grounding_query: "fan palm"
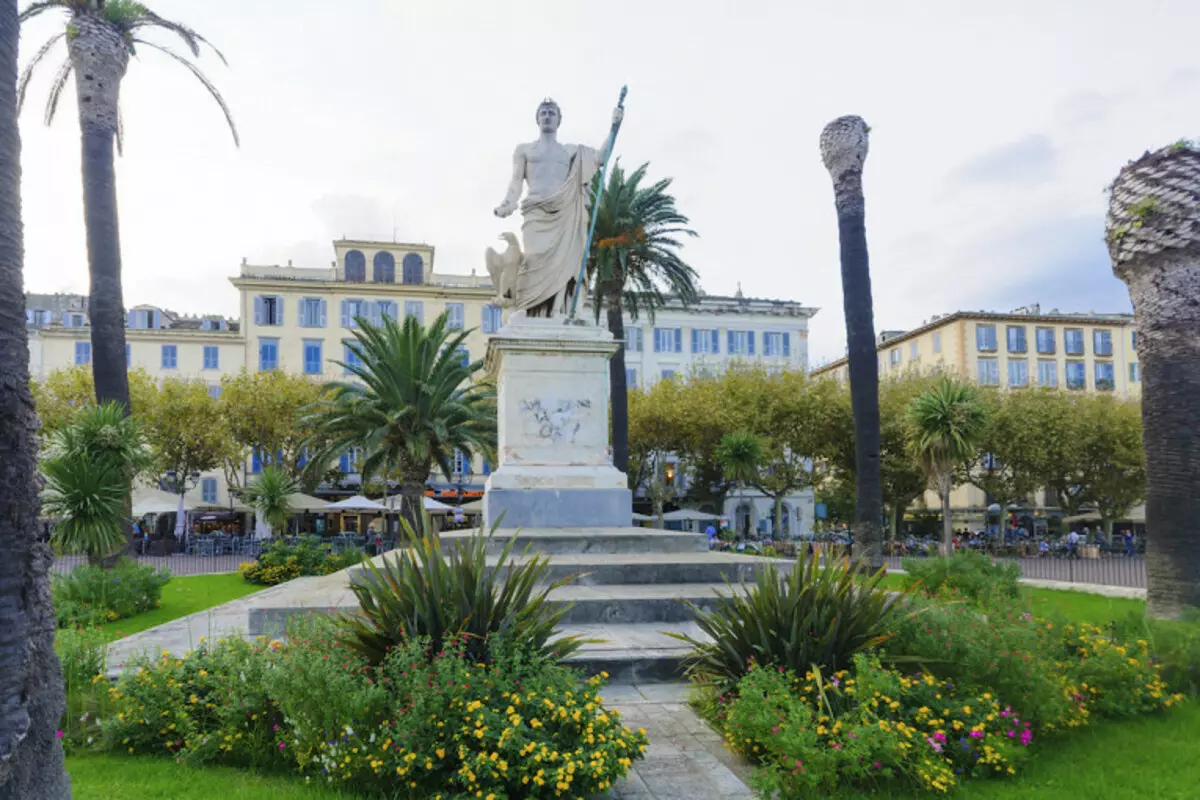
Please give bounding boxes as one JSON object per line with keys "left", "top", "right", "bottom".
{"left": 1106, "top": 140, "right": 1200, "bottom": 618}
{"left": 303, "top": 312, "right": 496, "bottom": 530}
{"left": 241, "top": 466, "right": 300, "bottom": 538}
{"left": 587, "top": 161, "right": 698, "bottom": 474}
{"left": 716, "top": 430, "right": 762, "bottom": 536}
{"left": 821, "top": 115, "right": 884, "bottom": 571}
{"left": 19, "top": 0, "right": 237, "bottom": 412}
{"left": 0, "top": 3, "right": 72, "bottom": 788}
{"left": 908, "top": 379, "right": 988, "bottom": 556}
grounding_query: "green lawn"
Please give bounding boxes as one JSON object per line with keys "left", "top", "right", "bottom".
{"left": 97, "top": 573, "right": 260, "bottom": 643}
{"left": 66, "top": 754, "right": 351, "bottom": 800}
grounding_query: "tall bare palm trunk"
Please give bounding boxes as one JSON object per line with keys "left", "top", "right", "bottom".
{"left": 606, "top": 289, "right": 630, "bottom": 475}
{"left": 1106, "top": 143, "right": 1200, "bottom": 619}
{"left": 68, "top": 14, "right": 131, "bottom": 412}
{"left": 939, "top": 472, "right": 954, "bottom": 557}
{"left": 821, "top": 116, "right": 883, "bottom": 571}
{"left": 0, "top": 2, "right": 71, "bottom": 794}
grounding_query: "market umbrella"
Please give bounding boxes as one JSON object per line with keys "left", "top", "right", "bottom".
{"left": 322, "top": 495, "right": 388, "bottom": 512}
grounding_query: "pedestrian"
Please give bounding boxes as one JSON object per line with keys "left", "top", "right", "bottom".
{"left": 705, "top": 522, "right": 717, "bottom": 549}
{"left": 1038, "top": 539, "right": 1049, "bottom": 557}
{"left": 453, "top": 505, "right": 465, "bottom": 530}
{"left": 1124, "top": 530, "right": 1135, "bottom": 557}
{"left": 1067, "top": 528, "right": 1081, "bottom": 559}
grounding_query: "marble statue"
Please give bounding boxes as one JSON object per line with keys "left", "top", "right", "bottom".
{"left": 489, "top": 98, "right": 623, "bottom": 318}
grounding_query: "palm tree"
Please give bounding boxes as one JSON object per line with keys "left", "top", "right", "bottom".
{"left": 587, "top": 161, "right": 699, "bottom": 475}
{"left": 820, "top": 115, "right": 883, "bottom": 571}
{"left": 0, "top": 0, "right": 71, "bottom": 791}
{"left": 242, "top": 466, "right": 300, "bottom": 538}
{"left": 19, "top": 0, "right": 237, "bottom": 411}
{"left": 1105, "top": 139, "right": 1200, "bottom": 619}
{"left": 909, "top": 379, "right": 988, "bottom": 556}
{"left": 304, "top": 313, "right": 496, "bottom": 531}
{"left": 716, "top": 430, "right": 762, "bottom": 537}
{"left": 42, "top": 400, "right": 148, "bottom": 563}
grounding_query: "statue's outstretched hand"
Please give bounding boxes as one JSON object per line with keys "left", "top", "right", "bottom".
{"left": 494, "top": 202, "right": 516, "bottom": 218}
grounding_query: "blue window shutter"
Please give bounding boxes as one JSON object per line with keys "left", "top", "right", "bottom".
{"left": 125, "top": 344, "right": 131, "bottom": 365}
{"left": 748, "top": 331, "right": 756, "bottom": 355}
{"left": 482, "top": 458, "right": 491, "bottom": 476}
{"left": 710, "top": 329, "right": 719, "bottom": 353}
{"left": 319, "top": 299, "right": 328, "bottom": 327}
{"left": 126, "top": 309, "right": 136, "bottom": 328}
{"left": 340, "top": 300, "right": 350, "bottom": 328}
{"left": 783, "top": 332, "right": 791, "bottom": 357}
{"left": 728, "top": 330, "right": 735, "bottom": 353}
{"left": 252, "top": 450, "right": 262, "bottom": 474}
{"left": 653, "top": 330, "right": 661, "bottom": 353}
{"left": 339, "top": 453, "right": 349, "bottom": 473}
{"left": 690, "top": 329, "right": 698, "bottom": 353}
{"left": 674, "top": 328, "right": 682, "bottom": 353}
{"left": 297, "top": 297, "right": 306, "bottom": 326}
{"left": 253, "top": 296, "right": 263, "bottom": 325}
{"left": 274, "top": 296, "right": 284, "bottom": 325}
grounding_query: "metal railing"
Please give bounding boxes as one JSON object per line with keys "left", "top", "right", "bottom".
{"left": 885, "top": 551, "right": 1147, "bottom": 589}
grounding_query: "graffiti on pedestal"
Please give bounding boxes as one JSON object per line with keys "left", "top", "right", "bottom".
{"left": 520, "top": 398, "right": 591, "bottom": 444}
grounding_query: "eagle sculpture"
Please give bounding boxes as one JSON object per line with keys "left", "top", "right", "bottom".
{"left": 484, "top": 232, "right": 521, "bottom": 308}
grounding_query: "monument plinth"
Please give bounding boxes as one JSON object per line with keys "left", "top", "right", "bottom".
{"left": 483, "top": 314, "right": 632, "bottom": 529}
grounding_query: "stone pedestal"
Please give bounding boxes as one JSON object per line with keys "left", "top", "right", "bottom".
{"left": 483, "top": 314, "right": 632, "bottom": 529}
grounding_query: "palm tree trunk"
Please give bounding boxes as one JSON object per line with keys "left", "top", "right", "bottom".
{"left": 399, "top": 478, "right": 426, "bottom": 536}
{"left": 68, "top": 15, "right": 131, "bottom": 412}
{"left": 940, "top": 475, "right": 954, "bottom": 557}
{"left": 773, "top": 494, "right": 783, "bottom": 537}
{"left": 0, "top": 2, "right": 71, "bottom": 793}
{"left": 821, "top": 117, "right": 883, "bottom": 571}
{"left": 605, "top": 295, "right": 630, "bottom": 475}
{"left": 1107, "top": 145, "right": 1200, "bottom": 619}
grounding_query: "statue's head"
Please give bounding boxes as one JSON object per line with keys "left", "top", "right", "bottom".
{"left": 535, "top": 98, "right": 562, "bottom": 133}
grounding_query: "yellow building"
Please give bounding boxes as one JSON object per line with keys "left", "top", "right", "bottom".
{"left": 810, "top": 304, "right": 1141, "bottom": 528}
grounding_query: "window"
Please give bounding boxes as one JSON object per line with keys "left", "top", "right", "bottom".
{"left": 977, "top": 357, "right": 999, "bottom": 386}
{"left": 653, "top": 327, "right": 682, "bottom": 353}
{"left": 340, "top": 298, "right": 369, "bottom": 328}
{"left": 624, "top": 327, "right": 643, "bottom": 352}
{"left": 161, "top": 344, "right": 177, "bottom": 369}
{"left": 303, "top": 340, "right": 323, "bottom": 375}
{"left": 482, "top": 458, "right": 491, "bottom": 476}
{"left": 344, "top": 250, "right": 366, "bottom": 282}
{"left": 975, "top": 324, "right": 997, "bottom": 352}
{"left": 343, "top": 341, "right": 363, "bottom": 373}
{"left": 1094, "top": 361, "right": 1115, "bottom": 391}
{"left": 374, "top": 300, "right": 397, "bottom": 323}
{"left": 660, "top": 369, "right": 676, "bottom": 381}
{"left": 909, "top": 341, "right": 918, "bottom": 360}
{"left": 125, "top": 343, "right": 131, "bottom": 365}
{"left": 1131, "top": 330, "right": 1138, "bottom": 351}
{"left": 1008, "top": 359, "right": 1029, "bottom": 387}
{"left": 764, "top": 332, "right": 791, "bottom": 357}
{"left": 200, "top": 318, "right": 226, "bottom": 332}
{"left": 1064, "top": 328, "right": 1084, "bottom": 355}
{"left": 74, "top": 341, "right": 91, "bottom": 365}
{"left": 404, "top": 300, "right": 424, "bottom": 324}
{"left": 692, "top": 329, "right": 719, "bottom": 354}
{"left": 727, "top": 330, "right": 755, "bottom": 355}
{"left": 30, "top": 309, "right": 50, "bottom": 327}
{"left": 207, "top": 384, "right": 222, "bottom": 399}
{"left": 446, "top": 303, "right": 465, "bottom": 330}
{"left": 1065, "top": 361, "right": 1086, "bottom": 390}
{"left": 63, "top": 312, "right": 86, "bottom": 328}
{"left": 452, "top": 450, "right": 470, "bottom": 477}
{"left": 1006, "top": 326, "right": 1027, "bottom": 353}
{"left": 456, "top": 347, "right": 469, "bottom": 367}
{"left": 1093, "top": 329, "right": 1113, "bottom": 356}
{"left": 338, "top": 448, "right": 362, "bottom": 474}
{"left": 203, "top": 345, "right": 219, "bottom": 370}
{"left": 1035, "top": 327, "right": 1056, "bottom": 354}
{"left": 1129, "top": 362, "right": 1140, "bottom": 383}
{"left": 372, "top": 251, "right": 395, "bottom": 283}
{"left": 127, "top": 308, "right": 160, "bottom": 329}
{"left": 1037, "top": 360, "right": 1058, "bottom": 388}
{"left": 482, "top": 304, "right": 503, "bottom": 333}
{"left": 299, "top": 297, "right": 326, "bottom": 328}
{"left": 888, "top": 348, "right": 901, "bottom": 366}
{"left": 258, "top": 338, "right": 279, "bottom": 371}
{"left": 932, "top": 332, "right": 942, "bottom": 354}
{"left": 402, "top": 253, "right": 424, "bottom": 284}
{"left": 201, "top": 478, "right": 218, "bottom": 505}
{"left": 625, "top": 367, "right": 638, "bottom": 387}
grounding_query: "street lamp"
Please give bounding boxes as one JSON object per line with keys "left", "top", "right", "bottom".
{"left": 451, "top": 462, "right": 475, "bottom": 528}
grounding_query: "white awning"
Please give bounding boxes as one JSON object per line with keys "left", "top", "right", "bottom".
{"left": 323, "top": 495, "right": 388, "bottom": 512}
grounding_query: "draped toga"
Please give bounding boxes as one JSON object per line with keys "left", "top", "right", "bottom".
{"left": 516, "top": 144, "right": 601, "bottom": 314}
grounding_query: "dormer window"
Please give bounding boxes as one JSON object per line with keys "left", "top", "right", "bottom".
{"left": 344, "top": 250, "right": 366, "bottom": 282}
{"left": 200, "top": 318, "right": 227, "bottom": 332}
{"left": 402, "top": 253, "right": 424, "bottom": 285}
{"left": 63, "top": 312, "right": 86, "bottom": 328}
{"left": 127, "top": 308, "right": 160, "bottom": 329}
{"left": 373, "top": 251, "right": 395, "bottom": 283}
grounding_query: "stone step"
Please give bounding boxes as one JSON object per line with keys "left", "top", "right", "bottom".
{"left": 560, "top": 622, "right": 706, "bottom": 684}
{"left": 440, "top": 527, "right": 710, "bottom": 555}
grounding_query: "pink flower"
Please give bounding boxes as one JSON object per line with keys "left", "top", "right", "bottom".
{"left": 873, "top": 761, "right": 882, "bottom": 770}
{"left": 1020, "top": 729, "right": 1033, "bottom": 746}
{"left": 56, "top": 730, "right": 63, "bottom": 740}
{"left": 278, "top": 742, "right": 286, "bottom": 750}
{"left": 970, "top": 730, "right": 985, "bottom": 739}
{"left": 772, "top": 726, "right": 780, "bottom": 735}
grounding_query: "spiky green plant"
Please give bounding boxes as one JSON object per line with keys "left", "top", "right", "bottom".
{"left": 240, "top": 466, "right": 300, "bottom": 537}
{"left": 669, "top": 549, "right": 909, "bottom": 688}
{"left": 337, "top": 519, "right": 589, "bottom": 666}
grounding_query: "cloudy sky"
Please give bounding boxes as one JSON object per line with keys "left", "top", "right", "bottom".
{"left": 17, "top": 0, "right": 1199, "bottom": 364}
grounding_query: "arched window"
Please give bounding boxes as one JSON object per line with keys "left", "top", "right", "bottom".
{"left": 735, "top": 503, "right": 753, "bottom": 536}
{"left": 402, "top": 253, "right": 424, "bottom": 285}
{"left": 372, "top": 251, "right": 395, "bottom": 283}
{"left": 344, "top": 250, "right": 366, "bottom": 282}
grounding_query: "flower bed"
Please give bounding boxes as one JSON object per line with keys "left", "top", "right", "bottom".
{"left": 53, "top": 559, "right": 170, "bottom": 627}
{"left": 238, "top": 538, "right": 363, "bottom": 585}
{"left": 97, "top": 617, "right": 647, "bottom": 797}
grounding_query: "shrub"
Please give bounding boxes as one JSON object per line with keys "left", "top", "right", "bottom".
{"left": 901, "top": 551, "right": 1020, "bottom": 606}
{"left": 99, "top": 624, "right": 647, "bottom": 797}
{"left": 1112, "top": 612, "right": 1200, "bottom": 696}
{"left": 337, "top": 520, "right": 586, "bottom": 666}
{"left": 52, "top": 559, "right": 170, "bottom": 627}
{"left": 55, "top": 626, "right": 109, "bottom": 751}
{"left": 239, "top": 537, "right": 362, "bottom": 585}
{"left": 671, "top": 549, "right": 909, "bottom": 687}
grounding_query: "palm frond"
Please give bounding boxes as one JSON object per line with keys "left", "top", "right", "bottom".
{"left": 18, "top": 32, "right": 66, "bottom": 114}
{"left": 132, "top": 39, "right": 239, "bottom": 146}
{"left": 135, "top": 10, "right": 228, "bottom": 64}
{"left": 18, "top": 0, "right": 70, "bottom": 23}
{"left": 43, "top": 56, "right": 73, "bottom": 126}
